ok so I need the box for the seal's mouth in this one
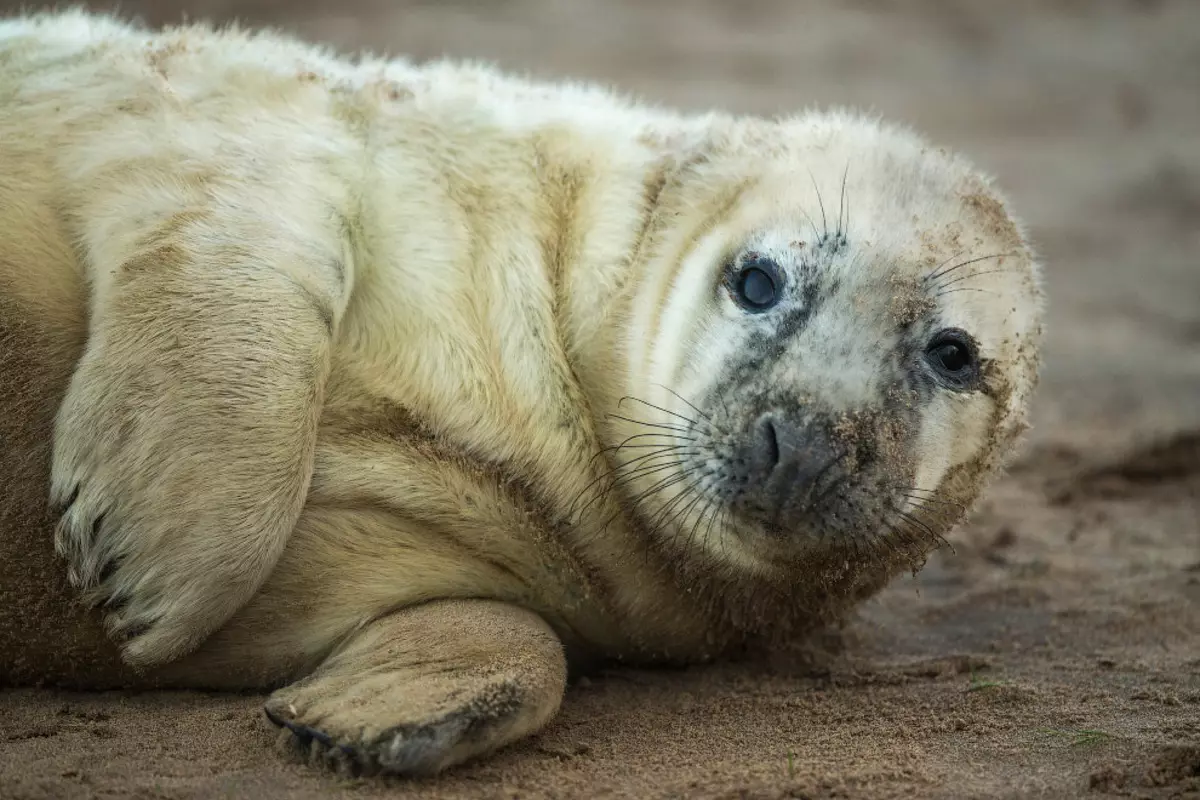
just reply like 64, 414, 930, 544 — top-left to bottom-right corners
707, 408, 913, 546
597, 394, 957, 568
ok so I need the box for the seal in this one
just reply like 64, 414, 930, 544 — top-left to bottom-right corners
0, 9, 1044, 777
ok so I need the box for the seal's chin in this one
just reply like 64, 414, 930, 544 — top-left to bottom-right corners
693, 482, 946, 581
724, 479, 907, 551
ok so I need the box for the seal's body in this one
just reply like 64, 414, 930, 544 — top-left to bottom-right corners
0, 10, 1043, 775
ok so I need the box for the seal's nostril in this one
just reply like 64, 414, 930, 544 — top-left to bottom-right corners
763, 417, 780, 471
748, 411, 847, 517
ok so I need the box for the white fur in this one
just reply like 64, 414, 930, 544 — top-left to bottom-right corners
0, 8, 1043, 678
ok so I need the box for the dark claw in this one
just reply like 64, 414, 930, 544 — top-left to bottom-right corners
306, 726, 334, 747
98, 555, 121, 585
265, 708, 317, 743
118, 621, 152, 641
263, 708, 356, 762
53, 484, 80, 514
285, 720, 313, 745
90, 512, 105, 544
101, 588, 128, 613
84, 582, 124, 611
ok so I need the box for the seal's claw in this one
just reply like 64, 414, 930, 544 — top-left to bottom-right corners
51, 484, 80, 515
265, 699, 504, 777
266, 707, 366, 777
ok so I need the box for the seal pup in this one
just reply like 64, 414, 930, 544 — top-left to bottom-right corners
0, 9, 1044, 776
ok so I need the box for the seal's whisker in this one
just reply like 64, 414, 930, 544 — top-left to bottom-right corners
607, 413, 692, 435
933, 267, 1009, 291
586, 471, 693, 542
617, 396, 724, 440
699, 491, 724, 553
609, 441, 693, 452
671, 471, 718, 546
936, 287, 999, 298
571, 446, 693, 517
582, 469, 691, 567
929, 248, 968, 276
899, 490, 956, 502
837, 160, 850, 240
898, 509, 955, 554
587, 434, 693, 468
653, 384, 712, 421
896, 507, 937, 537
925, 251, 1015, 284
664, 391, 711, 424
680, 472, 719, 538
648, 468, 702, 522
879, 522, 909, 556
899, 492, 964, 511
605, 459, 689, 493
901, 511, 957, 533
808, 168, 829, 241
665, 484, 709, 553
682, 492, 715, 554
584, 442, 689, 490
575, 390, 719, 528
719, 505, 734, 555
618, 396, 701, 428
625, 470, 692, 511
905, 506, 956, 530
902, 485, 964, 502
629, 475, 697, 538
596, 431, 694, 452
581, 452, 694, 507
905, 495, 960, 521
797, 204, 822, 245
885, 509, 927, 551
604, 446, 693, 479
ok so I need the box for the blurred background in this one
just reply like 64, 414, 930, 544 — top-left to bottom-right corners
4, 0, 1194, 444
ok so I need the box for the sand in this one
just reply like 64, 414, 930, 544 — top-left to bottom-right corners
2, 0, 1198, 797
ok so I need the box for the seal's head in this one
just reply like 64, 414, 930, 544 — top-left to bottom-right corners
615, 111, 1044, 584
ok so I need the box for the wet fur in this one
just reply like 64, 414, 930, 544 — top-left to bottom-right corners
0, 10, 1044, 774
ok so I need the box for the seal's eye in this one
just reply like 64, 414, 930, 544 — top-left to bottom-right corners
924, 328, 980, 389
729, 257, 781, 311
932, 341, 969, 372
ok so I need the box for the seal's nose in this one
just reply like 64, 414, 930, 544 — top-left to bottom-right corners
751, 412, 839, 511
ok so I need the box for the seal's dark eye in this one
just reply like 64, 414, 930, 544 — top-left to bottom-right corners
932, 341, 969, 372
729, 257, 781, 311
924, 328, 980, 389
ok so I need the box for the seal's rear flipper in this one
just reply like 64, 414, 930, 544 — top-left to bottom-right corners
263, 599, 568, 776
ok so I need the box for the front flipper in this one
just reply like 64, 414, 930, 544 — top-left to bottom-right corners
50, 198, 349, 668
263, 599, 568, 776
